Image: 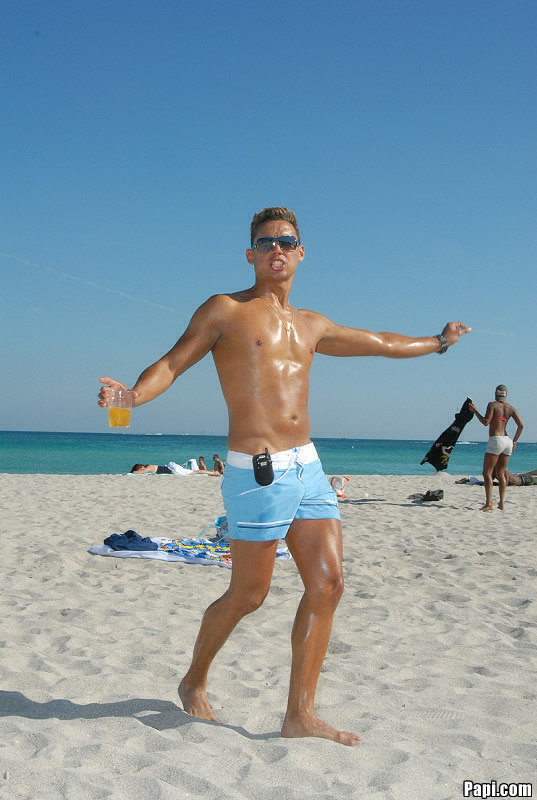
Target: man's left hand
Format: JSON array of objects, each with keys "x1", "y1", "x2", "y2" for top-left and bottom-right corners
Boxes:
[{"x1": 442, "y1": 322, "x2": 471, "y2": 347}]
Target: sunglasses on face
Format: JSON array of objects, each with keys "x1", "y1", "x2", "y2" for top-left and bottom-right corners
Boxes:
[{"x1": 252, "y1": 236, "x2": 300, "y2": 253}]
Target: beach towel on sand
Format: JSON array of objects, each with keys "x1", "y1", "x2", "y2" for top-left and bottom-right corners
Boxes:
[{"x1": 89, "y1": 536, "x2": 291, "y2": 568}]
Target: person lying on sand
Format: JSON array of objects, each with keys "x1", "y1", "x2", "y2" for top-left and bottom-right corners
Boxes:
[
  {"x1": 503, "y1": 468, "x2": 537, "y2": 487},
  {"x1": 130, "y1": 463, "x2": 220, "y2": 476},
  {"x1": 456, "y1": 469, "x2": 537, "y2": 487}
]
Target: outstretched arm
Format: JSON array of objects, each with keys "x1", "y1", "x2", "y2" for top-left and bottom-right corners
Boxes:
[
  {"x1": 316, "y1": 320, "x2": 471, "y2": 358},
  {"x1": 98, "y1": 296, "x2": 222, "y2": 407},
  {"x1": 468, "y1": 401, "x2": 493, "y2": 426}
]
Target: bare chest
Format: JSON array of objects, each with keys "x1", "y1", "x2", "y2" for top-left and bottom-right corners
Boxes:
[{"x1": 214, "y1": 309, "x2": 317, "y2": 370}]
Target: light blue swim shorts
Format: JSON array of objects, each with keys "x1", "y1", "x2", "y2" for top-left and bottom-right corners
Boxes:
[{"x1": 221, "y1": 443, "x2": 340, "y2": 542}]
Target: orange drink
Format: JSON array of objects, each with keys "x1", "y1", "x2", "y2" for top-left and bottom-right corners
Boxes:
[
  {"x1": 108, "y1": 406, "x2": 132, "y2": 427},
  {"x1": 106, "y1": 389, "x2": 134, "y2": 428}
]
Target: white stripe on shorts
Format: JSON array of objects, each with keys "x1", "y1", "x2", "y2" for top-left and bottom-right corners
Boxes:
[{"x1": 226, "y1": 442, "x2": 318, "y2": 470}]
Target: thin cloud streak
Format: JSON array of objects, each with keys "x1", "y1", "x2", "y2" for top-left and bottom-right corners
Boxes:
[
  {"x1": 1, "y1": 252, "x2": 181, "y2": 315},
  {"x1": 472, "y1": 329, "x2": 515, "y2": 338}
]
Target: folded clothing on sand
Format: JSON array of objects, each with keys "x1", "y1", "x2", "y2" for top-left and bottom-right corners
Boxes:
[{"x1": 103, "y1": 530, "x2": 158, "y2": 551}]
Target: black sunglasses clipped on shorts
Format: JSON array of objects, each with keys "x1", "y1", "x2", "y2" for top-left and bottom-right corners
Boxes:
[{"x1": 252, "y1": 236, "x2": 300, "y2": 253}]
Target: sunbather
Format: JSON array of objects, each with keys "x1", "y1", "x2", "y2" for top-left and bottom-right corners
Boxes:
[{"x1": 130, "y1": 463, "x2": 220, "y2": 476}]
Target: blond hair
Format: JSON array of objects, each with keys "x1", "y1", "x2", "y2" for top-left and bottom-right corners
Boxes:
[{"x1": 250, "y1": 207, "x2": 300, "y2": 245}]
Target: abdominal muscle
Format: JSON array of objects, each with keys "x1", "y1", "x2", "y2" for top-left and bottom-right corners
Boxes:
[{"x1": 225, "y1": 396, "x2": 312, "y2": 455}]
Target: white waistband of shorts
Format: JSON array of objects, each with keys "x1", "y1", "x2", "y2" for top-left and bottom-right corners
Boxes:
[{"x1": 226, "y1": 442, "x2": 318, "y2": 470}]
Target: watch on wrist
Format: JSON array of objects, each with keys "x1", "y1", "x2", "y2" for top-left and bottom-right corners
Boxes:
[{"x1": 435, "y1": 334, "x2": 449, "y2": 354}]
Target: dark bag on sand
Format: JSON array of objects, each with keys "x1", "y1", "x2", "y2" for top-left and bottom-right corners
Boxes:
[
  {"x1": 408, "y1": 489, "x2": 444, "y2": 503},
  {"x1": 423, "y1": 490, "x2": 444, "y2": 502}
]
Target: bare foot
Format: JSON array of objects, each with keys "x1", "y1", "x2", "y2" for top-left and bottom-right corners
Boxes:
[
  {"x1": 281, "y1": 712, "x2": 361, "y2": 746},
  {"x1": 480, "y1": 504, "x2": 494, "y2": 512},
  {"x1": 497, "y1": 503, "x2": 505, "y2": 510},
  {"x1": 178, "y1": 679, "x2": 221, "y2": 722}
]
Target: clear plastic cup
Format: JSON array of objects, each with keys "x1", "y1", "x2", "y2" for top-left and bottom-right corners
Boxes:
[{"x1": 108, "y1": 389, "x2": 134, "y2": 428}]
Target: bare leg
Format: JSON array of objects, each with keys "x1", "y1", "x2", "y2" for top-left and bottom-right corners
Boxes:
[
  {"x1": 281, "y1": 519, "x2": 361, "y2": 746},
  {"x1": 481, "y1": 452, "x2": 498, "y2": 511},
  {"x1": 179, "y1": 538, "x2": 279, "y2": 720},
  {"x1": 495, "y1": 453, "x2": 510, "y2": 509}
]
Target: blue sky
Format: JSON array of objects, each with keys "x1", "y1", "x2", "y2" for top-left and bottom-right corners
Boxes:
[{"x1": 2, "y1": 0, "x2": 536, "y2": 442}]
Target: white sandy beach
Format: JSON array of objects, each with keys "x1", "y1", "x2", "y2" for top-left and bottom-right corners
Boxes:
[{"x1": 1, "y1": 471, "x2": 535, "y2": 800}]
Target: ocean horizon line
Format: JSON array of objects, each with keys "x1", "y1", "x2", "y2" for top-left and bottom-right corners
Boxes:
[{"x1": 4, "y1": 428, "x2": 535, "y2": 445}]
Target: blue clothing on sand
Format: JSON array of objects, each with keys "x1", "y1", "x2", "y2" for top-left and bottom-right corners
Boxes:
[{"x1": 104, "y1": 530, "x2": 158, "y2": 551}]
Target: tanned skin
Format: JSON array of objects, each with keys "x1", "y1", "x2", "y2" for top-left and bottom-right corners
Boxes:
[
  {"x1": 469, "y1": 397, "x2": 523, "y2": 510},
  {"x1": 99, "y1": 217, "x2": 470, "y2": 745}
]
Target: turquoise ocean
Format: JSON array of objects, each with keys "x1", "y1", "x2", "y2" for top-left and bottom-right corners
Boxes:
[{"x1": 1, "y1": 430, "x2": 536, "y2": 476}]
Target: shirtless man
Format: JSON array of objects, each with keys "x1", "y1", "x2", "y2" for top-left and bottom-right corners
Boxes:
[
  {"x1": 212, "y1": 454, "x2": 225, "y2": 474},
  {"x1": 503, "y1": 469, "x2": 537, "y2": 487},
  {"x1": 98, "y1": 207, "x2": 470, "y2": 746},
  {"x1": 469, "y1": 385, "x2": 523, "y2": 511}
]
